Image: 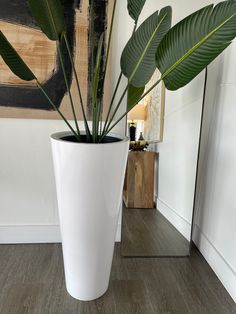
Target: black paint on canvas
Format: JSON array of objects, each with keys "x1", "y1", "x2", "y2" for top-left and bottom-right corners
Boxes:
[
  {"x1": 0, "y1": 0, "x2": 37, "y2": 29},
  {"x1": 0, "y1": 0, "x2": 106, "y2": 112},
  {"x1": 0, "y1": 0, "x2": 80, "y2": 111}
]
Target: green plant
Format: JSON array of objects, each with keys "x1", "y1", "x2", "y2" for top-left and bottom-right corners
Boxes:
[{"x1": 0, "y1": 0, "x2": 236, "y2": 143}]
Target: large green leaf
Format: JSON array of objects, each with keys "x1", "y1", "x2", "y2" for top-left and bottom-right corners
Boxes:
[
  {"x1": 121, "y1": 6, "x2": 172, "y2": 87},
  {"x1": 0, "y1": 31, "x2": 35, "y2": 81},
  {"x1": 127, "y1": 0, "x2": 146, "y2": 22},
  {"x1": 127, "y1": 84, "x2": 145, "y2": 110},
  {"x1": 156, "y1": 0, "x2": 236, "y2": 91},
  {"x1": 28, "y1": 0, "x2": 66, "y2": 41}
]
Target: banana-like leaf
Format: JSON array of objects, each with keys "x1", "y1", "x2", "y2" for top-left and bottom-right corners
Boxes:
[
  {"x1": 121, "y1": 6, "x2": 172, "y2": 87},
  {"x1": 127, "y1": 84, "x2": 145, "y2": 110},
  {"x1": 28, "y1": 0, "x2": 66, "y2": 41},
  {"x1": 156, "y1": 0, "x2": 236, "y2": 91},
  {"x1": 127, "y1": 0, "x2": 146, "y2": 22},
  {"x1": 0, "y1": 31, "x2": 35, "y2": 81}
]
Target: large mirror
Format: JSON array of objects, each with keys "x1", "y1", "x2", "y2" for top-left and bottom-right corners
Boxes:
[{"x1": 122, "y1": 69, "x2": 206, "y2": 257}]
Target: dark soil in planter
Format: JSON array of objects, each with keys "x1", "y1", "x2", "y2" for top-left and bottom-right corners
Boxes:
[{"x1": 61, "y1": 134, "x2": 122, "y2": 144}]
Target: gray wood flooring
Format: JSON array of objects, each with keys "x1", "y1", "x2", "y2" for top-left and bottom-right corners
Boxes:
[
  {"x1": 121, "y1": 207, "x2": 190, "y2": 256},
  {"x1": 0, "y1": 243, "x2": 235, "y2": 313}
]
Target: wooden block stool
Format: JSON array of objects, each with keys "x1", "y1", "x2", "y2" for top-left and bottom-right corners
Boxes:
[{"x1": 123, "y1": 151, "x2": 156, "y2": 208}]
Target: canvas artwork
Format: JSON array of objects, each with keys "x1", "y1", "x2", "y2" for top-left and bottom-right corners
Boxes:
[
  {"x1": 0, "y1": 0, "x2": 110, "y2": 120},
  {"x1": 143, "y1": 70, "x2": 165, "y2": 142}
]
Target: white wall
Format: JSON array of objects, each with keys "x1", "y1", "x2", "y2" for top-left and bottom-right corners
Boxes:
[
  {"x1": 0, "y1": 119, "x2": 62, "y2": 242},
  {"x1": 193, "y1": 39, "x2": 236, "y2": 302}
]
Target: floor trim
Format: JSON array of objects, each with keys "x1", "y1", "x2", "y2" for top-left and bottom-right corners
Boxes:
[
  {"x1": 193, "y1": 224, "x2": 236, "y2": 303},
  {"x1": 0, "y1": 223, "x2": 121, "y2": 244},
  {"x1": 156, "y1": 198, "x2": 191, "y2": 241},
  {"x1": 0, "y1": 225, "x2": 61, "y2": 244}
]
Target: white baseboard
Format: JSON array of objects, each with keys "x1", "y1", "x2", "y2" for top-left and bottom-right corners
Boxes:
[
  {"x1": 0, "y1": 223, "x2": 121, "y2": 244},
  {"x1": 156, "y1": 198, "x2": 191, "y2": 241},
  {"x1": 193, "y1": 224, "x2": 236, "y2": 303},
  {"x1": 0, "y1": 224, "x2": 61, "y2": 244}
]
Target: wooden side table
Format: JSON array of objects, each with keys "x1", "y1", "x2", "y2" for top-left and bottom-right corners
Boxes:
[{"x1": 123, "y1": 151, "x2": 156, "y2": 208}]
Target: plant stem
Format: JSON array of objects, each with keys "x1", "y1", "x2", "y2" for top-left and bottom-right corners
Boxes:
[
  {"x1": 96, "y1": 0, "x2": 117, "y2": 140},
  {"x1": 105, "y1": 83, "x2": 129, "y2": 132},
  {"x1": 102, "y1": 72, "x2": 122, "y2": 134},
  {"x1": 103, "y1": 83, "x2": 129, "y2": 134},
  {"x1": 63, "y1": 33, "x2": 91, "y2": 141},
  {"x1": 92, "y1": 106, "x2": 97, "y2": 142},
  {"x1": 43, "y1": 1, "x2": 80, "y2": 138},
  {"x1": 102, "y1": 14, "x2": 167, "y2": 139},
  {"x1": 102, "y1": 20, "x2": 138, "y2": 137},
  {"x1": 57, "y1": 43, "x2": 80, "y2": 137},
  {"x1": 90, "y1": 0, "x2": 95, "y2": 123},
  {"x1": 103, "y1": 0, "x2": 117, "y2": 82},
  {"x1": 36, "y1": 3, "x2": 80, "y2": 141},
  {"x1": 37, "y1": 81, "x2": 81, "y2": 141},
  {"x1": 96, "y1": 99, "x2": 102, "y2": 138},
  {"x1": 100, "y1": 78, "x2": 162, "y2": 141}
]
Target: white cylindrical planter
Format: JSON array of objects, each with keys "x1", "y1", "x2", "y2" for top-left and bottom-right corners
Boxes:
[{"x1": 51, "y1": 132, "x2": 129, "y2": 301}]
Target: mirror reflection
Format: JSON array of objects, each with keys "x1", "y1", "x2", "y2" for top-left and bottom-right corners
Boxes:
[{"x1": 122, "y1": 71, "x2": 205, "y2": 257}]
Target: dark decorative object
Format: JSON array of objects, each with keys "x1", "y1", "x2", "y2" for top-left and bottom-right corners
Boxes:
[
  {"x1": 129, "y1": 121, "x2": 136, "y2": 141},
  {"x1": 129, "y1": 140, "x2": 149, "y2": 151}
]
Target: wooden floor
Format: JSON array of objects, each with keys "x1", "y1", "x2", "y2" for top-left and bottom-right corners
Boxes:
[
  {"x1": 0, "y1": 244, "x2": 235, "y2": 313},
  {"x1": 122, "y1": 207, "x2": 190, "y2": 256}
]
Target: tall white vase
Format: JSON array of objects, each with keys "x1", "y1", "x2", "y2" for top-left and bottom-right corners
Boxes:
[{"x1": 51, "y1": 132, "x2": 129, "y2": 301}]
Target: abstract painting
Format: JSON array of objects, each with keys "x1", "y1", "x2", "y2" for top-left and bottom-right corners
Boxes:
[{"x1": 0, "y1": 0, "x2": 109, "y2": 119}]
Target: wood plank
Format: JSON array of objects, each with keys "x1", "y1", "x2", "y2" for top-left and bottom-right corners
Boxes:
[
  {"x1": 0, "y1": 243, "x2": 234, "y2": 313},
  {"x1": 123, "y1": 151, "x2": 156, "y2": 208}
]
